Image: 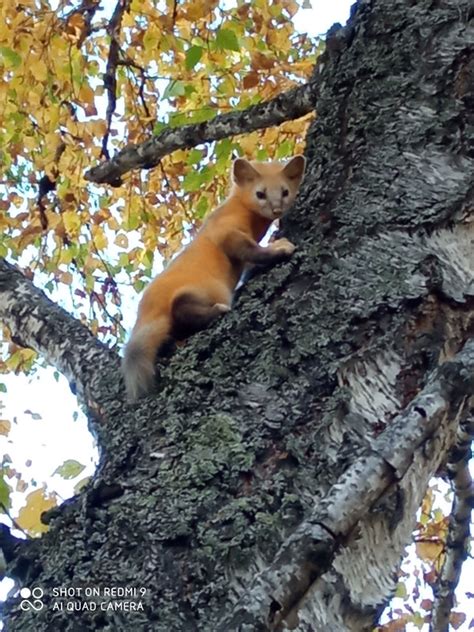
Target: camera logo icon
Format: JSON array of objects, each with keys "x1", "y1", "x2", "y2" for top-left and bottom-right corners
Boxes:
[{"x1": 20, "y1": 587, "x2": 44, "y2": 611}]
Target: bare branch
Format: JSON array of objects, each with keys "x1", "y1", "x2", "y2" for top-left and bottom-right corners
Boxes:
[
  {"x1": 217, "y1": 340, "x2": 474, "y2": 631},
  {"x1": 101, "y1": 0, "x2": 131, "y2": 159},
  {"x1": 85, "y1": 81, "x2": 317, "y2": 186},
  {"x1": 430, "y1": 416, "x2": 474, "y2": 632},
  {"x1": 0, "y1": 258, "x2": 121, "y2": 415},
  {"x1": 117, "y1": 57, "x2": 153, "y2": 125}
]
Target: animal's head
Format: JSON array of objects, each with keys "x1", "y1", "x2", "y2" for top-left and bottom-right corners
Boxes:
[{"x1": 231, "y1": 155, "x2": 306, "y2": 220}]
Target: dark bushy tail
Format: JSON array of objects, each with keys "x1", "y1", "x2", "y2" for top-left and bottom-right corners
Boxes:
[{"x1": 122, "y1": 318, "x2": 170, "y2": 401}]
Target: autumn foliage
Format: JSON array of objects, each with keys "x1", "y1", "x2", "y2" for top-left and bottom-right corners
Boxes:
[{"x1": 0, "y1": 0, "x2": 315, "y2": 357}]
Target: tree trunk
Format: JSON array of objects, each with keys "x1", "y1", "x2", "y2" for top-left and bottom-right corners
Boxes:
[{"x1": 2, "y1": 0, "x2": 473, "y2": 630}]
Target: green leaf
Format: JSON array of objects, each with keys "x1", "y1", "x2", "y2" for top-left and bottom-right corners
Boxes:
[
  {"x1": 74, "y1": 477, "x2": 91, "y2": 493},
  {"x1": 0, "y1": 47, "x2": 22, "y2": 69},
  {"x1": 183, "y1": 167, "x2": 211, "y2": 192},
  {"x1": 163, "y1": 80, "x2": 186, "y2": 99},
  {"x1": 196, "y1": 196, "x2": 209, "y2": 218},
  {"x1": 216, "y1": 28, "x2": 240, "y2": 52},
  {"x1": 0, "y1": 383, "x2": 6, "y2": 394},
  {"x1": 153, "y1": 122, "x2": 167, "y2": 135},
  {"x1": 133, "y1": 279, "x2": 147, "y2": 293},
  {"x1": 142, "y1": 250, "x2": 154, "y2": 268},
  {"x1": 53, "y1": 459, "x2": 85, "y2": 480},
  {"x1": 169, "y1": 106, "x2": 216, "y2": 128},
  {"x1": 125, "y1": 211, "x2": 140, "y2": 231},
  {"x1": 186, "y1": 106, "x2": 216, "y2": 123},
  {"x1": 394, "y1": 581, "x2": 407, "y2": 599},
  {"x1": 185, "y1": 45, "x2": 203, "y2": 70},
  {"x1": 0, "y1": 476, "x2": 12, "y2": 510},
  {"x1": 187, "y1": 149, "x2": 203, "y2": 165},
  {"x1": 276, "y1": 139, "x2": 294, "y2": 159},
  {"x1": 215, "y1": 138, "x2": 233, "y2": 162},
  {"x1": 183, "y1": 170, "x2": 205, "y2": 192}
]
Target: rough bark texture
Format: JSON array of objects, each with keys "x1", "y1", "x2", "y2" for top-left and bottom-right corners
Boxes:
[{"x1": 2, "y1": 0, "x2": 474, "y2": 630}]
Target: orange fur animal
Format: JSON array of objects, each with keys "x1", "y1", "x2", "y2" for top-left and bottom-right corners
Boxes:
[{"x1": 122, "y1": 155, "x2": 306, "y2": 400}]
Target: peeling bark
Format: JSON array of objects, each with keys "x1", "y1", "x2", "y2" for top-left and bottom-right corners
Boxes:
[
  {"x1": 1, "y1": 0, "x2": 474, "y2": 630},
  {"x1": 218, "y1": 344, "x2": 474, "y2": 630}
]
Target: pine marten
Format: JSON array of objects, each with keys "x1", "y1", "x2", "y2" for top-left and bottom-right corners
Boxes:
[{"x1": 122, "y1": 155, "x2": 306, "y2": 400}]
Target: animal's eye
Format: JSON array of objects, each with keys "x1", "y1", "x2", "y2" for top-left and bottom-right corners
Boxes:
[
  {"x1": 256, "y1": 191, "x2": 266, "y2": 200},
  {"x1": 282, "y1": 188, "x2": 289, "y2": 198}
]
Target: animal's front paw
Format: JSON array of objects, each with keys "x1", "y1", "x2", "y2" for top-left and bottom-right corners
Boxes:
[
  {"x1": 214, "y1": 303, "x2": 231, "y2": 315},
  {"x1": 270, "y1": 238, "x2": 296, "y2": 256}
]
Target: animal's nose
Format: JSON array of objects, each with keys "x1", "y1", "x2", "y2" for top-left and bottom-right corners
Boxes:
[{"x1": 273, "y1": 207, "x2": 282, "y2": 217}]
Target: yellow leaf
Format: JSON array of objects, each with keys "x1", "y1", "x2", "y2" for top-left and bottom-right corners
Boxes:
[
  {"x1": 6, "y1": 348, "x2": 37, "y2": 373},
  {"x1": 91, "y1": 225, "x2": 108, "y2": 250},
  {"x1": 16, "y1": 488, "x2": 57, "y2": 535},
  {"x1": 182, "y1": 0, "x2": 215, "y2": 21},
  {"x1": 59, "y1": 271, "x2": 73, "y2": 285},
  {"x1": 79, "y1": 83, "x2": 95, "y2": 106},
  {"x1": 421, "y1": 488, "x2": 434, "y2": 516},
  {"x1": 114, "y1": 234, "x2": 129, "y2": 248},
  {"x1": 89, "y1": 120, "x2": 108, "y2": 136},
  {"x1": 415, "y1": 540, "x2": 444, "y2": 564},
  {"x1": 65, "y1": 12, "x2": 86, "y2": 43},
  {"x1": 0, "y1": 420, "x2": 11, "y2": 436},
  {"x1": 62, "y1": 210, "x2": 82, "y2": 236},
  {"x1": 30, "y1": 58, "x2": 48, "y2": 82}
]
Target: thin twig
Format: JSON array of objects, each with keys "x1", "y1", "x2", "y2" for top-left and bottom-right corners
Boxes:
[
  {"x1": 118, "y1": 58, "x2": 153, "y2": 127},
  {"x1": 101, "y1": 0, "x2": 131, "y2": 159},
  {"x1": 430, "y1": 416, "x2": 474, "y2": 632},
  {"x1": 0, "y1": 502, "x2": 31, "y2": 539}
]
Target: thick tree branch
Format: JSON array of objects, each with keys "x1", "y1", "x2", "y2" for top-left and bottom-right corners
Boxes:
[
  {"x1": 0, "y1": 258, "x2": 121, "y2": 416},
  {"x1": 84, "y1": 81, "x2": 317, "y2": 186},
  {"x1": 430, "y1": 416, "x2": 474, "y2": 632},
  {"x1": 217, "y1": 340, "x2": 474, "y2": 631}
]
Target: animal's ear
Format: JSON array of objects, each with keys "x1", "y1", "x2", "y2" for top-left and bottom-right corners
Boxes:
[
  {"x1": 232, "y1": 159, "x2": 260, "y2": 185},
  {"x1": 283, "y1": 155, "x2": 306, "y2": 183}
]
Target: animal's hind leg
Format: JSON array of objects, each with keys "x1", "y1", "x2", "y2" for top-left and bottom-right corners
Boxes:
[{"x1": 171, "y1": 291, "x2": 230, "y2": 340}]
